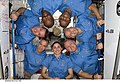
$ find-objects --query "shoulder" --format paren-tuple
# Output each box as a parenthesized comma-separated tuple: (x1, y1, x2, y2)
(62, 53, 70, 60)
(46, 54, 54, 58)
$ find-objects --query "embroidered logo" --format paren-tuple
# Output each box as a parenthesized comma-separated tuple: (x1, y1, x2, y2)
(62, 60, 64, 65)
(37, 60, 40, 63)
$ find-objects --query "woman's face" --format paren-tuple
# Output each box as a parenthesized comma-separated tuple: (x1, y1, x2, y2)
(52, 43, 63, 55)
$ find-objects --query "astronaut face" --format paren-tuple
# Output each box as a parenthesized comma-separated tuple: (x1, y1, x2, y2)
(52, 42, 63, 56)
(64, 40, 77, 52)
(42, 10, 54, 28)
(59, 12, 71, 28)
(64, 27, 78, 38)
(36, 40, 48, 54)
(31, 26, 46, 38)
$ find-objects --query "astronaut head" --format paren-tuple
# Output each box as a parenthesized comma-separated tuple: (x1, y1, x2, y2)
(51, 41, 63, 55)
(31, 26, 49, 38)
(64, 27, 78, 38)
(64, 39, 78, 52)
(59, 8, 72, 28)
(42, 10, 54, 28)
(36, 39, 49, 54)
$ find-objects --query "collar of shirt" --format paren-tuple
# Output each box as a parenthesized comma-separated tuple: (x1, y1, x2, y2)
(52, 53, 64, 60)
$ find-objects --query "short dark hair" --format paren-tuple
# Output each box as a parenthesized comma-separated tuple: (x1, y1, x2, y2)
(39, 38, 49, 47)
(51, 41, 63, 49)
(42, 38, 49, 44)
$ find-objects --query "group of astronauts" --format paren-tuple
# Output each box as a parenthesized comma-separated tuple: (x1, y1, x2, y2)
(9, 0, 105, 79)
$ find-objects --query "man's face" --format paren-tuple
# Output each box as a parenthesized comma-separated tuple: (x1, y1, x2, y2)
(64, 27, 78, 38)
(42, 10, 54, 28)
(52, 43, 63, 55)
(31, 26, 46, 38)
(37, 40, 48, 53)
(59, 12, 71, 28)
(64, 40, 77, 52)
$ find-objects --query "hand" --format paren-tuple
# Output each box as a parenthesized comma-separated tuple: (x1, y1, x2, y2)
(10, 11, 19, 21)
(97, 42, 103, 50)
(53, 78, 60, 80)
(96, 33, 102, 40)
(94, 73, 102, 79)
(97, 19, 105, 27)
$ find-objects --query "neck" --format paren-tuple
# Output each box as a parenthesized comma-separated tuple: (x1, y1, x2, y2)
(36, 49, 41, 54)
(55, 54, 61, 59)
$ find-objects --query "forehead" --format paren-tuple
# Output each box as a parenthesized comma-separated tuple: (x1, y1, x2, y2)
(65, 40, 73, 45)
(53, 43, 61, 47)
(39, 40, 48, 45)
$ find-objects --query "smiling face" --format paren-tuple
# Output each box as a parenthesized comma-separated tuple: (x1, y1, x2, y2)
(51, 42, 63, 56)
(36, 40, 48, 54)
(42, 10, 54, 28)
(31, 26, 46, 38)
(64, 40, 77, 52)
(59, 12, 71, 28)
(64, 27, 78, 38)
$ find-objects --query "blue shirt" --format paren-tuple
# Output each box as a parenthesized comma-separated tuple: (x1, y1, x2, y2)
(24, 42, 47, 74)
(28, 0, 64, 16)
(15, 9, 40, 49)
(42, 53, 73, 79)
(76, 16, 104, 46)
(59, 0, 92, 17)
(70, 43, 98, 74)
(75, 16, 96, 43)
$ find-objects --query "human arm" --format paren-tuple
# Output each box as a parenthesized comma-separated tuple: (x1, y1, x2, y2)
(10, 7, 26, 21)
(78, 70, 102, 79)
(41, 66, 52, 79)
(89, 4, 104, 27)
(65, 58, 73, 79)
(65, 68, 73, 79)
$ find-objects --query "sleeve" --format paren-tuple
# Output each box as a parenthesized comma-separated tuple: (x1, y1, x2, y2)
(59, 4, 69, 13)
(24, 42, 33, 50)
(24, 9, 34, 16)
(67, 58, 73, 69)
(15, 35, 28, 44)
(15, 28, 35, 45)
(27, 0, 42, 16)
(86, 0, 92, 7)
(73, 63, 82, 73)
(42, 55, 51, 68)
(25, 16, 40, 27)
